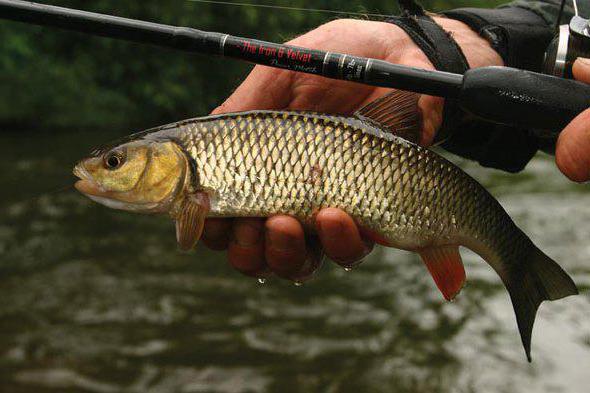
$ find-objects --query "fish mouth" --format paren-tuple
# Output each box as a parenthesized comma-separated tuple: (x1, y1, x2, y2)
(73, 164, 107, 197)
(72, 163, 157, 212)
(74, 179, 105, 197)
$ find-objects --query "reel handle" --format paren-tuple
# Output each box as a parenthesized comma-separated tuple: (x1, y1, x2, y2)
(459, 66, 590, 133)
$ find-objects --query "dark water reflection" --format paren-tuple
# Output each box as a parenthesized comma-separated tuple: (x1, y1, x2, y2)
(1, 130, 589, 392)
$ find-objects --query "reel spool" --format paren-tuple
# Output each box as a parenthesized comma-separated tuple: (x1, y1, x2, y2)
(544, 0, 590, 78)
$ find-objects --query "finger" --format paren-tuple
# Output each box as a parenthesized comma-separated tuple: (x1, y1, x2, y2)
(572, 57, 590, 84)
(227, 218, 268, 276)
(265, 216, 307, 278)
(201, 218, 232, 250)
(315, 208, 373, 267)
(211, 66, 293, 114)
(556, 107, 590, 182)
(289, 235, 325, 283)
(418, 95, 445, 146)
(556, 58, 590, 182)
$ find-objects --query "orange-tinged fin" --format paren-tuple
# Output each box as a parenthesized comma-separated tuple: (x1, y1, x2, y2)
(419, 245, 466, 301)
(354, 90, 420, 143)
(175, 193, 209, 251)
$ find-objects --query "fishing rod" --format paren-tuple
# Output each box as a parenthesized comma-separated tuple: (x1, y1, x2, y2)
(0, 0, 589, 133)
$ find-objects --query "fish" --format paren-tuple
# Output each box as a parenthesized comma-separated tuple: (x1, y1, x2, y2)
(73, 90, 578, 361)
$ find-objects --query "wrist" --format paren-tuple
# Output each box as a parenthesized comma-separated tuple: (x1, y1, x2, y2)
(433, 16, 504, 68)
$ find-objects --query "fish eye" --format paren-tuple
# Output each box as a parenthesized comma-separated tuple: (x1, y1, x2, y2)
(104, 150, 125, 170)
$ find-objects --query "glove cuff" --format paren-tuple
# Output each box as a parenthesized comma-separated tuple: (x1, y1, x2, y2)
(443, 7, 554, 71)
(387, 0, 469, 144)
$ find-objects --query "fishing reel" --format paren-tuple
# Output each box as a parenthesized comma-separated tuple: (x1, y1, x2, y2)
(543, 0, 590, 78)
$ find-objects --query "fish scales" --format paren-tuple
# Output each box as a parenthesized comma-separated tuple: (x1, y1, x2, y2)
(170, 111, 511, 253)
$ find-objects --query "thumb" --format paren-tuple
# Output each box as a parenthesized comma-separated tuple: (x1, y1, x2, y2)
(572, 57, 590, 83)
(555, 58, 590, 182)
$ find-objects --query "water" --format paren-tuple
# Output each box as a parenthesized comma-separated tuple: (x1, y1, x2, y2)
(0, 129, 589, 393)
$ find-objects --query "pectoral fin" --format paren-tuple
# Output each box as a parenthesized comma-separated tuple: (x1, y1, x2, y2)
(419, 245, 466, 301)
(175, 193, 209, 251)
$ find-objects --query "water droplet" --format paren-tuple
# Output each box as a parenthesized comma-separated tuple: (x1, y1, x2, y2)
(257, 278, 266, 284)
(344, 267, 352, 272)
(294, 281, 303, 287)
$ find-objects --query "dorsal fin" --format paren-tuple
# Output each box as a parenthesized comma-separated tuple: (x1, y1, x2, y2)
(354, 90, 420, 143)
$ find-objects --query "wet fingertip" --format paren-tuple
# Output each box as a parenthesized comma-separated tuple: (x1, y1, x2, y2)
(232, 219, 264, 247)
(315, 209, 345, 238)
(228, 249, 266, 276)
(332, 249, 372, 269)
(341, 260, 363, 271)
(265, 232, 306, 277)
(266, 247, 307, 278)
(228, 227, 266, 275)
(286, 251, 324, 283)
(266, 216, 304, 251)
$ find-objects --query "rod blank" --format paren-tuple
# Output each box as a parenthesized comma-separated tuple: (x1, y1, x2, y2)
(0, 0, 463, 97)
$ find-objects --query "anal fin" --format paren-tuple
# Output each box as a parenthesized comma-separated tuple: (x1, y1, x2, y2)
(419, 245, 466, 301)
(175, 193, 209, 251)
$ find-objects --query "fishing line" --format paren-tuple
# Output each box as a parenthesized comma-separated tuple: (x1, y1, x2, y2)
(187, 0, 391, 19)
(556, 0, 580, 30)
(19, 184, 74, 205)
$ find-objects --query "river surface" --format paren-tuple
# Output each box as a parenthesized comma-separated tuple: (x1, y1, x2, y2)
(0, 129, 589, 393)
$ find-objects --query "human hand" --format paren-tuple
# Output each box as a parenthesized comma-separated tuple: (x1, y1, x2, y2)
(556, 58, 590, 182)
(203, 18, 503, 281)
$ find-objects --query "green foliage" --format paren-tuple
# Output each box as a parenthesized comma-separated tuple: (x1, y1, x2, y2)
(0, 0, 504, 131)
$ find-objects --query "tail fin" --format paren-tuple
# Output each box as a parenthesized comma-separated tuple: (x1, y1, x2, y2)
(507, 245, 578, 361)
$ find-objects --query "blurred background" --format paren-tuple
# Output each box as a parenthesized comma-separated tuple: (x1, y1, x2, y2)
(0, 0, 504, 131)
(0, 1, 589, 392)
